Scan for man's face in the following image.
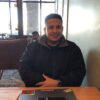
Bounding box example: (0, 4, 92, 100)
(32, 34, 39, 40)
(44, 18, 63, 42)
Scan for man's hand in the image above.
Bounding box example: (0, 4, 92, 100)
(36, 74, 60, 87)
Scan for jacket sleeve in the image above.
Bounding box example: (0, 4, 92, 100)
(59, 46, 86, 86)
(19, 44, 44, 87)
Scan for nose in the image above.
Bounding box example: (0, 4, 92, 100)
(53, 27, 58, 33)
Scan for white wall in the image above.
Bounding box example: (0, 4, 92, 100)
(67, 0, 100, 85)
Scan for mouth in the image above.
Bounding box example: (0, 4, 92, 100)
(50, 33, 61, 38)
(49, 34, 62, 41)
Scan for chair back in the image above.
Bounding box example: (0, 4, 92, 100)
(0, 38, 27, 70)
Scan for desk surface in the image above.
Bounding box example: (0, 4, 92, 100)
(0, 87, 100, 100)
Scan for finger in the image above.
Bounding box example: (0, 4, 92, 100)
(43, 74, 49, 79)
(39, 85, 48, 87)
(36, 82, 43, 86)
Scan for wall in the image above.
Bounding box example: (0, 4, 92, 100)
(67, 0, 100, 85)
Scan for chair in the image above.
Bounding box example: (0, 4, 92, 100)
(87, 49, 100, 90)
(0, 38, 27, 79)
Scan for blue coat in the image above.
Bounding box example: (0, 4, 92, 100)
(19, 35, 86, 87)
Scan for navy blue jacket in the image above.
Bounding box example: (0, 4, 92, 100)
(19, 35, 86, 87)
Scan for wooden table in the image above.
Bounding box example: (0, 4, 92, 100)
(0, 87, 100, 100)
(71, 87, 100, 100)
(0, 87, 22, 100)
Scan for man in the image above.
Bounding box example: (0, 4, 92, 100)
(32, 31, 39, 41)
(19, 13, 86, 87)
(27, 31, 39, 45)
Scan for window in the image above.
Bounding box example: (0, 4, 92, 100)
(0, 0, 67, 37)
(0, 0, 18, 37)
(22, 0, 55, 35)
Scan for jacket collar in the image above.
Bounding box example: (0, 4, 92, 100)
(38, 35, 68, 48)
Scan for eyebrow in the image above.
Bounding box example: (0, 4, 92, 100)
(47, 25, 62, 28)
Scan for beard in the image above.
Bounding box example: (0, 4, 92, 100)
(46, 33, 63, 46)
(48, 33, 62, 41)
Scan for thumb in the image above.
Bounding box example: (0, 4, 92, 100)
(43, 74, 49, 79)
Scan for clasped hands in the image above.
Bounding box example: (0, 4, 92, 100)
(36, 74, 60, 87)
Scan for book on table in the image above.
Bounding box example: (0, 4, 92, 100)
(18, 89, 77, 100)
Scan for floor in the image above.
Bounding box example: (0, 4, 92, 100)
(0, 70, 25, 87)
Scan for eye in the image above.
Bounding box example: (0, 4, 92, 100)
(48, 26, 54, 29)
(56, 25, 62, 29)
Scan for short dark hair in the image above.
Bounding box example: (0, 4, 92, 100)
(45, 13, 63, 24)
(32, 31, 39, 35)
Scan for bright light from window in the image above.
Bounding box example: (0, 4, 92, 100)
(38, 3, 55, 35)
(0, 3, 10, 34)
(23, 3, 27, 35)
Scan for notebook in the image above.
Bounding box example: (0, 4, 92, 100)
(18, 89, 77, 100)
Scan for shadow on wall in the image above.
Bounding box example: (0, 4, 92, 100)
(87, 49, 100, 90)
(68, 29, 100, 86)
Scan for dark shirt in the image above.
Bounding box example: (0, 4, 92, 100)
(19, 35, 86, 87)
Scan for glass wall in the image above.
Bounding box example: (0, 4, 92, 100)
(22, 0, 55, 35)
(0, 0, 68, 37)
(0, 0, 56, 36)
(0, 2, 10, 34)
(0, 1, 18, 37)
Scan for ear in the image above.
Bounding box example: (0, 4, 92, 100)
(62, 26, 63, 31)
(61, 26, 63, 33)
